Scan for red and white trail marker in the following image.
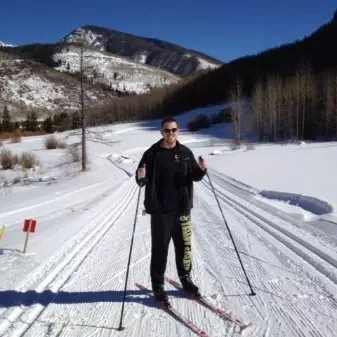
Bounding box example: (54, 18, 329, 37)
(23, 219, 37, 253)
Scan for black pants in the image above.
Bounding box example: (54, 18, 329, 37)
(150, 211, 192, 288)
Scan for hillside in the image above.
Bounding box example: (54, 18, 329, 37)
(0, 43, 180, 113)
(156, 11, 337, 112)
(53, 44, 180, 94)
(0, 51, 111, 115)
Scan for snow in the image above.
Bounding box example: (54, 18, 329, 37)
(62, 28, 104, 51)
(133, 51, 149, 64)
(2, 73, 77, 111)
(1, 109, 337, 337)
(196, 57, 221, 71)
(0, 41, 15, 47)
(183, 54, 220, 71)
(0, 58, 108, 112)
(208, 142, 337, 220)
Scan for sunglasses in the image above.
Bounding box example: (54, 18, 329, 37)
(163, 128, 178, 133)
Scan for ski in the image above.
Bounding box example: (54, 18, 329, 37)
(135, 283, 211, 337)
(165, 277, 252, 334)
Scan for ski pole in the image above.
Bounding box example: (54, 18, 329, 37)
(118, 186, 142, 331)
(199, 156, 256, 296)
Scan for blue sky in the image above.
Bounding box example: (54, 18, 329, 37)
(0, 0, 336, 62)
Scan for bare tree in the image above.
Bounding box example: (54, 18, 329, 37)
(252, 80, 264, 141)
(275, 75, 283, 140)
(283, 78, 295, 140)
(293, 72, 301, 140)
(296, 61, 316, 139)
(77, 46, 100, 171)
(76, 47, 87, 171)
(266, 75, 278, 141)
(332, 70, 337, 137)
(322, 70, 335, 139)
(230, 77, 243, 145)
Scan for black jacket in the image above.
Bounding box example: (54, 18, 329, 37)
(135, 139, 206, 214)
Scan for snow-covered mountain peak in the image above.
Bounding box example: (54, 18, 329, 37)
(60, 25, 223, 77)
(61, 28, 105, 51)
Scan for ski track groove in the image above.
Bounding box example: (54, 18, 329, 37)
(210, 169, 337, 258)
(208, 171, 337, 268)
(197, 170, 337, 337)
(193, 194, 267, 325)
(23, 189, 159, 337)
(204, 171, 337, 289)
(0, 178, 138, 337)
(3, 159, 337, 336)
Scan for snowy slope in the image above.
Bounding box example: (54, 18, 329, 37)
(53, 45, 180, 95)
(0, 41, 15, 47)
(1, 114, 337, 337)
(0, 56, 110, 113)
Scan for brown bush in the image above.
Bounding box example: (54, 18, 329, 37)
(0, 148, 16, 169)
(44, 135, 58, 149)
(10, 130, 22, 143)
(44, 135, 67, 149)
(19, 152, 40, 169)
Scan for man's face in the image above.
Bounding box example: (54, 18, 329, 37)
(161, 121, 179, 144)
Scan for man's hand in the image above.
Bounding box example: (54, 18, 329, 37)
(198, 156, 208, 171)
(137, 163, 146, 179)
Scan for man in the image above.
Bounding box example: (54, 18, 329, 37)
(135, 117, 208, 305)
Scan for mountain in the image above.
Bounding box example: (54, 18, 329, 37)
(0, 25, 221, 113)
(0, 43, 180, 113)
(60, 26, 222, 77)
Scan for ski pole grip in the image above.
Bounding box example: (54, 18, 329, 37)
(198, 156, 204, 162)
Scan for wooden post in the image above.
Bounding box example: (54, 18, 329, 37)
(23, 219, 32, 254)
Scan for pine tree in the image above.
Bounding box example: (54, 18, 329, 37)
(2, 106, 12, 132)
(23, 112, 38, 131)
(30, 111, 39, 131)
(42, 117, 53, 133)
(72, 112, 81, 129)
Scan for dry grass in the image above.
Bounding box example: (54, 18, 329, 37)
(19, 152, 40, 169)
(0, 130, 46, 140)
(67, 144, 81, 163)
(22, 130, 46, 137)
